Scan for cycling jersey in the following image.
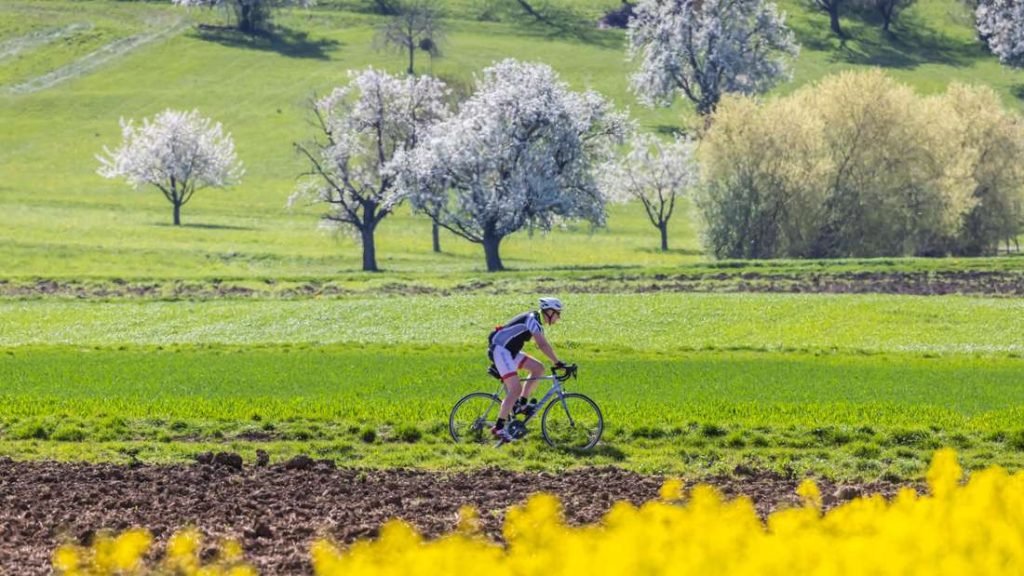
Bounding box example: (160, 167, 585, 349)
(490, 311, 543, 356)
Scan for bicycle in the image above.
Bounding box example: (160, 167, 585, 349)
(448, 364, 603, 450)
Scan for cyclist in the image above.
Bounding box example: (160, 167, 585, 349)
(488, 297, 566, 442)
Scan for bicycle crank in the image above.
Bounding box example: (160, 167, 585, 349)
(507, 420, 528, 440)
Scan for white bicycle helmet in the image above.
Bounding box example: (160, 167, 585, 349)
(539, 297, 563, 312)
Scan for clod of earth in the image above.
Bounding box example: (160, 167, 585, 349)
(0, 460, 913, 575)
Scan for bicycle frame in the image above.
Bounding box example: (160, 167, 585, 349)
(495, 373, 573, 426)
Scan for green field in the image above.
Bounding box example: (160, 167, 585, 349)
(3, 293, 1024, 479)
(3, 0, 1024, 482)
(4, 293, 1024, 353)
(2, 0, 1024, 278)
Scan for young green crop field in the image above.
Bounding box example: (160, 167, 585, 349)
(3, 0, 1024, 483)
(3, 293, 1024, 480)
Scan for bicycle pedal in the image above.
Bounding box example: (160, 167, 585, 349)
(507, 420, 528, 439)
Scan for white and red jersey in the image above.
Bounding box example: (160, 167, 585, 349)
(489, 310, 543, 356)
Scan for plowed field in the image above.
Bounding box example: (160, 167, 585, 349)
(0, 458, 910, 575)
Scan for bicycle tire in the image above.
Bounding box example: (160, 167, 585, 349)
(540, 392, 603, 450)
(449, 392, 502, 444)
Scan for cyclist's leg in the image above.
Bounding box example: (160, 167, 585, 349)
(499, 374, 522, 422)
(519, 354, 545, 398)
(493, 346, 523, 422)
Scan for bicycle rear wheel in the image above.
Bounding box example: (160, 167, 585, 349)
(449, 392, 502, 444)
(541, 393, 603, 450)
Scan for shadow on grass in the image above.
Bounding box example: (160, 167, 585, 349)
(154, 222, 255, 231)
(553, 443, 627, 461)
(536, 263, 643, 272)
(833, 12, 984, 69)
(636, 246, 703, 256)
(1013, 84, 1024, 101)
(500, 0, 621, 49)
(653, 125, 691, 138)
(191, 24, 341, 60)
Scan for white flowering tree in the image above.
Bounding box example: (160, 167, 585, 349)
(172, 0, 313, 35)
(601, 133, 698, 251)
(628, 0, 799, 117)
(97, 109, 243, 226)
(400, 59, 629, 272)
(977, 0, 1024, 67)
(291, 68, 449, 272)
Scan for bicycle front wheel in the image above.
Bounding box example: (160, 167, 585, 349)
(449, 392, 502, 444)
(541, 393, 603, 450)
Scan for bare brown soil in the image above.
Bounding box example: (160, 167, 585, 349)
(0, 457, 911, 575)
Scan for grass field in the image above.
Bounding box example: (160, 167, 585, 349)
(2, 0, 1024, 278)
(4, 293, 1024, 353)
(3, 0, 1024, 483)
(3, 293, 1024, 479)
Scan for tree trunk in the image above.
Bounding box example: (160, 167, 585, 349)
(361, 224, 379, 272)
(432, 222, 441, 253)
(696, 94, 718, 118)
(482, 231, 504, 272)
(240, 3, 253, 34)
(659, 222, 669, 252)
(829, 4, 843, 37)
(880, 5, 892, 31)
(173, 202, 182, 226)
(407, 44, 415, 75)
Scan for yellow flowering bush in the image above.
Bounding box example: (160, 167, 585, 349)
(54, 450, 1024, 576)
(53, 527, 254, 576)
(313, 449, 1024, 576)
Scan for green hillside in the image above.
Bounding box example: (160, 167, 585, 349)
(1, 0, 1022, 277)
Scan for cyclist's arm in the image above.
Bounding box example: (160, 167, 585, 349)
(533, 332, 560, 366)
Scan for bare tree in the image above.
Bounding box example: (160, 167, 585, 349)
(374, 0, 444, 76)
(375, 0, 447, 253)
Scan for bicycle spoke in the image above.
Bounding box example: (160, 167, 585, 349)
(449, 393, 501, 444)
(541, 393, 603, 450)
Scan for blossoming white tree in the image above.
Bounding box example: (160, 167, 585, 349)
(977, 0, 1024, 67)
(628, 0, 799, 117)
(97, 109, 243, 226)
(172, 0, 313, 35)
(400, 59, 629, 271)
(291, 68, 449, 272)
(601, 133, 698, 252)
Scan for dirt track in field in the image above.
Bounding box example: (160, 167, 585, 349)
(0, 457, 911, 575)
(4, 270, 1024, 300)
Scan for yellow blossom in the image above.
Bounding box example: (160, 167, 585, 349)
(797, 478, 822, 510)
(659, 478, 684, 502)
